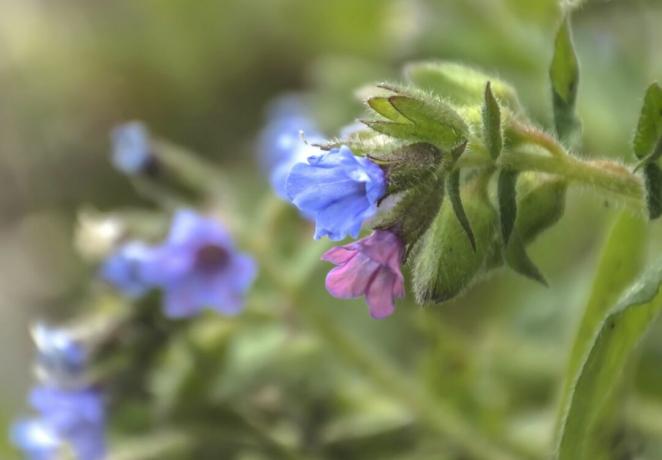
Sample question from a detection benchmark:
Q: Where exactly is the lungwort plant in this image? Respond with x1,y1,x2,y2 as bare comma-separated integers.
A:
10,10,662,460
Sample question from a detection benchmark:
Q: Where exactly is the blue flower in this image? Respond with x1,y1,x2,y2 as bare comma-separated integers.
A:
258,97,325,199
100,241,154,298
286,146,386,240
12,386,106,460
11,419,62,460
110,121,154,175
32,323,87,379
140,210,257,318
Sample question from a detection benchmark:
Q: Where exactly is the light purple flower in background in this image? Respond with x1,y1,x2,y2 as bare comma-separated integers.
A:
110,121,155,175
286,146,386,241
32,323,87,379
11,386,106,460
100,241,155,298
322,230,405,319
11,419,62,460
258,96,325,199
141,210,257,318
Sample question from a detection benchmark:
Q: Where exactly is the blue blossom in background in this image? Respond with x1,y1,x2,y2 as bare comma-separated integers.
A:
11,419,62,460
100,241,154,298
110,121,154,175
32,323,87,379
286,146,386,240
12,386,106,460
141,210,257,318
258,96,325,199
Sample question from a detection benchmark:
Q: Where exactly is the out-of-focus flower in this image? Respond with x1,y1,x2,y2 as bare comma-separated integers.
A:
74,211,125,261
286,146,386,240
11,418,63,460
110,121,155,175
258,96,325,199
12,386,106,460
322,230,404,319
100,241,155,298
141,210,257,318
32,323,87,379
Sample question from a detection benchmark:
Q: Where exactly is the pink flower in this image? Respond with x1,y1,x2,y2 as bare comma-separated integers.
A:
322,230,405,319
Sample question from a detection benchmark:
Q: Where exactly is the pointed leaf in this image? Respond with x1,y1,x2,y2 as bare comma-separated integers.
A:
550,18,581,144
361,120,420,141
497,170,518,244
556,260,662,460
482,82,502,160
447,170,476,251
632,83,662,161
554,211,648,445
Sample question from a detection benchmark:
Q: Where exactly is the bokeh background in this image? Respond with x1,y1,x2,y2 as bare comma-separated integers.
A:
2,0,662,458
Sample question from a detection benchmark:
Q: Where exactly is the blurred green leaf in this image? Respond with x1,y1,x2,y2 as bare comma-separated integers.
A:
554,211,648,441
556,259,662,460
633,83,662,161
497,170,518,245
367,97,411,123
503,231,547,286
644,163,662,219
550,17,580,144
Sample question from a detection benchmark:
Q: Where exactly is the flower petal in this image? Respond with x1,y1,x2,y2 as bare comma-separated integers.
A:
365,268,397,319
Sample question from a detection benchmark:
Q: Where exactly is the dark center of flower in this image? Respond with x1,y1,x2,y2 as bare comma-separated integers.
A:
194,244,230,274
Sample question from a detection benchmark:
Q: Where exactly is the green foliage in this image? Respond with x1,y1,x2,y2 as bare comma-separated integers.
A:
497,170,518,245
556,259,662,460
550,17,581,145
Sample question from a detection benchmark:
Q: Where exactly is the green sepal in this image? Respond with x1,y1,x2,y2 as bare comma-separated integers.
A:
482,82,502,160
404,60,520,109
374,169,445,257
447,169,476,251
367,97,411,123
550,17,581,145
361,120,421,141
644,162,662,219
372,142,443,195
410,174,497,303
497,170,518,245
504,232,548,286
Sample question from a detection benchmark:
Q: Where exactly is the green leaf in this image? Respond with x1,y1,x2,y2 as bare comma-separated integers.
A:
550,18,581,144
446,169,476,251
367,97,411,123
482,82,502,160
554,211,648,449
644,162,662,219
411,175,497,303
556,259,662,460
516,174,567,243
361,120,420,141
404,61,520,109
497,170,518,245
632,83,662,161
504,232,547,286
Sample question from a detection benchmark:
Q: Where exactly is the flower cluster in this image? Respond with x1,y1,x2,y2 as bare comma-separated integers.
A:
101,210,257,318
262,98,405,318
11,325,105,460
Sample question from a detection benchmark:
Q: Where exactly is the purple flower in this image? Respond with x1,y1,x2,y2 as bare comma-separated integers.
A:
32,323,87,379
286,146,386,240
141,210,257,318
110,121,154,175
10,419,62,460
322,230,405,319
12,386,106,460
100,241,155,298
258,96,325,199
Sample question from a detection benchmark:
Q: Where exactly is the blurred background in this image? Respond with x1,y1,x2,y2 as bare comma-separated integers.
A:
2,0,662,458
